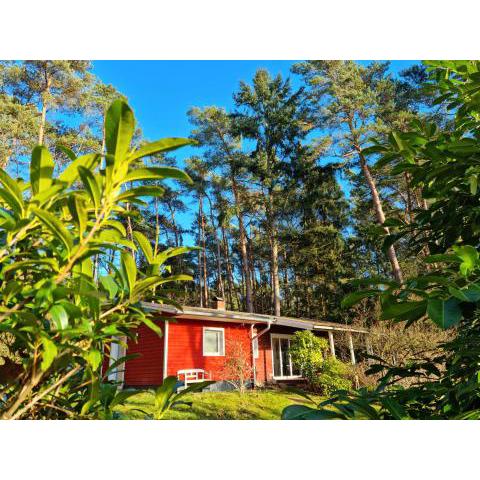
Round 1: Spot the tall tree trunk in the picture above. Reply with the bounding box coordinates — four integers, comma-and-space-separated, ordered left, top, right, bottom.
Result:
38, 99, 48, 146
221, 226, 234, 309
282, 253, 290, 313
357, 149, 403, 284
222, 226, 240, 309
271, 236, 281, 316
266, 190, 281, 316
38, 65, 51, 146
197, 199, 204, 308
199, 196, 209, 307
206, 195, 225, 300
248, 234, 257, 310
231, 180, 253, 312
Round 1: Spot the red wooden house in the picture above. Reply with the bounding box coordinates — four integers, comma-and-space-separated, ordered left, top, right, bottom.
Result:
107, 298, 369, 389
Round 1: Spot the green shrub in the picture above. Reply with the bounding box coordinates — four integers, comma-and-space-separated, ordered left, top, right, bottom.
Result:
289, 330, 328, 386
315, 357, 352, 395
289, 330, 352, 395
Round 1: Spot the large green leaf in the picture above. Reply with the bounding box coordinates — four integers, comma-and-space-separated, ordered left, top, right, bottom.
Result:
32, 207, 74, 254
105, 99, 135, 160
427, 297, 462, 329
2, 258, 59, 275
49, 304, 69, 330
99, 275, 119, 300
30, 146, 54, 195
0, 168, 24, 215
116, 185, 165, 202
86, 349, 102, 370
452, 245, 479, 276
123, 167, 192, 185
281, 404, 343, 420
132, 274, 192, 298
341, 290, 379, 309
59, 153, 100, 185
78, 166, 101, 211
128, 138, 194, 162
133, 231, 154, 263
120, 252, 137, 295
109, 390, 141, 409
40, 336, 58, 371
68, 195, 88, 236
142, 316, 163, 337
381, 300, 427, 321
153, 246, 201, 266
155, 376, 178, 413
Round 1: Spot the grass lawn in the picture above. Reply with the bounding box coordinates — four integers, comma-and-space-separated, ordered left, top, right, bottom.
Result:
115, 388, 323, 420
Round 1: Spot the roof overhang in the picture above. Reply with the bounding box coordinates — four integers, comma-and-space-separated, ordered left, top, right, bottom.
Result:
140, 302, 369, 334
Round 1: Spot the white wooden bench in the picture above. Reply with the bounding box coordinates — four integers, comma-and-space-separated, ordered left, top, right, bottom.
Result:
176, 369, 211, 392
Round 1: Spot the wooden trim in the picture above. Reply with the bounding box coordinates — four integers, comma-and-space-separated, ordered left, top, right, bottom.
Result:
163, 320, 169, 380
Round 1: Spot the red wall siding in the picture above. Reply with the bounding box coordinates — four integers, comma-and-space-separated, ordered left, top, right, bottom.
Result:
124, 322, 164, 387
122, 317, 329, 387
254, 328, 273, 384
166, 319, 252, 381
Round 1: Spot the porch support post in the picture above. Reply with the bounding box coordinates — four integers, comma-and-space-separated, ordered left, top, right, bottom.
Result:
347, 332, 356, 365
328, 331, 336, 358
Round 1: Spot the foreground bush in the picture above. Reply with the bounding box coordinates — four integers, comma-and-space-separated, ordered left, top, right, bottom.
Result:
0, 100, 193, 419
284, 61, 480, 420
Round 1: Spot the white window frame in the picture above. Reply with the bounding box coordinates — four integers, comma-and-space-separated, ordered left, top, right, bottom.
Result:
203, 327, 225, 357
270, 333, 302, 380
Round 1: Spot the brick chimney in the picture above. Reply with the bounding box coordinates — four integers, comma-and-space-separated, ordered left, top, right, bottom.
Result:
213, 296, 225, 310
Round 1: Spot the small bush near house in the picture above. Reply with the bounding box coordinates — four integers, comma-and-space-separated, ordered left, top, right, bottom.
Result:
221, 339, 253, 393
289, 330, 352, 395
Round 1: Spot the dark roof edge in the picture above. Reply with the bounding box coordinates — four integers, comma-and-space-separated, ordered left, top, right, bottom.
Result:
140, 302, 369, 334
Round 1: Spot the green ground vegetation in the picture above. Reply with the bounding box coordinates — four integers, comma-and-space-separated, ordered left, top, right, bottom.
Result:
116, 388, 323, 420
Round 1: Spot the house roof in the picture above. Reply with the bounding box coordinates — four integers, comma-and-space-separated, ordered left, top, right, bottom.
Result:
141, 302, 369, 334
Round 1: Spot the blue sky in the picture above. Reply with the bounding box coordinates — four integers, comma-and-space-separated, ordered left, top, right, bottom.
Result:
92, 60, 419, 244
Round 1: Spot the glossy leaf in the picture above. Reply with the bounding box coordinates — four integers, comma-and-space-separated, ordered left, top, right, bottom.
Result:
49, 304, 69, 330
124, 166, 192, 185
0, 168, 24, 215
40, 336, 58, 371
133, 231, 154, 264
30, 146, 54, 195
427, 297, 462, 329
105, 99, 135, 160
86, 349, 102, 370
120, 252, 137, 295
32, 207, 74, 254
78, 166, 101, 211
116, 185, 165, 202
59, 153, 100, 185
341, 290, 379, 308
128, 138, 194, 162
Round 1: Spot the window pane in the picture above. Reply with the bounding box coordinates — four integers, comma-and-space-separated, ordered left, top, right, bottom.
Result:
280, 338, 290, 377
273, 338, 281, 377
204, 329, 223, 355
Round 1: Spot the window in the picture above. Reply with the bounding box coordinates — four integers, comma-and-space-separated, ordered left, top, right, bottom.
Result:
271, 334, 301, 379
203, 327, 225, 356
252, 337, 259, 359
